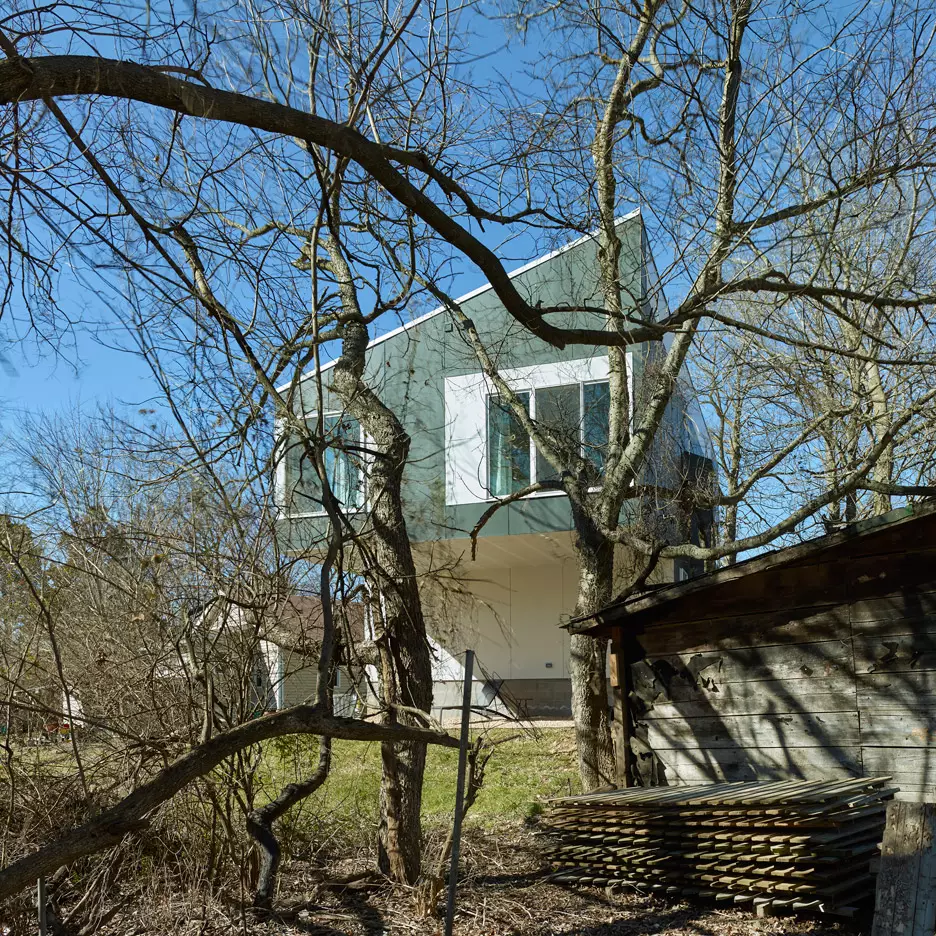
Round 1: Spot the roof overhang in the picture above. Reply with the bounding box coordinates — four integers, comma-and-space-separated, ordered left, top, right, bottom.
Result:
572, 499, 936, 637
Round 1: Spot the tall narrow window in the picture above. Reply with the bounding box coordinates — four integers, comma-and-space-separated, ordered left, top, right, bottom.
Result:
324, 414, 364, 509
583, 381, 611, 478
535, 384, 581, 483
487, 392, 530, 496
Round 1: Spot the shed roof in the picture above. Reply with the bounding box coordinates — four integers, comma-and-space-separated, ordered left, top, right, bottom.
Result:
573, 499, 936, 637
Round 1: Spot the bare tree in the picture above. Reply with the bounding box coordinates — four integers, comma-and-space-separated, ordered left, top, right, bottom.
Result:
0, 409, 460, 914
0, 0, 453, 885
3, 0, 936, 809
427, 0, 936, 785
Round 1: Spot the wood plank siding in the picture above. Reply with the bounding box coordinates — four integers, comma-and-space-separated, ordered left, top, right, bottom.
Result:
588, 503, 936, 801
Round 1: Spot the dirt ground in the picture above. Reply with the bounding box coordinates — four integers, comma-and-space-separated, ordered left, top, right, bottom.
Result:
95, 826, 867, 936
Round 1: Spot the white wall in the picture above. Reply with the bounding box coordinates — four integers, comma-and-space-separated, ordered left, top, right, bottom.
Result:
423, 558, 579, 682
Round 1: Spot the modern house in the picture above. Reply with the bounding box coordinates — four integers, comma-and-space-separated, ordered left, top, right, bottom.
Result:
575, 499, 936, 799
275, 210, 713, 716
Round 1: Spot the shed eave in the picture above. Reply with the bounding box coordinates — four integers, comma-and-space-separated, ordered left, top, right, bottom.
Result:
572, 498, 936, 636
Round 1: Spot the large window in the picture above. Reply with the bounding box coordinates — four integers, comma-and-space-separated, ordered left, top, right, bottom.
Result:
486, 381, 610, 496
286, 413, 364, 513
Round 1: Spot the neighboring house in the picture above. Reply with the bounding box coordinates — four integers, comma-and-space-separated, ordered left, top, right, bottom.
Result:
576, 499, 936, 799
253, 596, 366, 717
197, 597, 365, 718
275, 211, 713, 716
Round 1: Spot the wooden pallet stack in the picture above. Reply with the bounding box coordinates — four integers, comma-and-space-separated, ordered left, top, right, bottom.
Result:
543, 778, 895, 916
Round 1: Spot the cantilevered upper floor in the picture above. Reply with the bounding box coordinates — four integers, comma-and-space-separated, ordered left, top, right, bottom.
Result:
274, 211, 712, 566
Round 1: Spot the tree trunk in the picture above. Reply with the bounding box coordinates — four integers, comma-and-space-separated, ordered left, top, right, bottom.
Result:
368, 447, 431, 884
334, 409, 431, 885
866, 357, 893, 515
569, 631, 615, 790
327, 250, 433, 885
247, 737, 331, 909
569, 515, 616, 791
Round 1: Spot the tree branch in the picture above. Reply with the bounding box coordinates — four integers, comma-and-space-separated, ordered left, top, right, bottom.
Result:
469, 480, 564, 559
0, 53, 653, 349
0, 707, 456, 903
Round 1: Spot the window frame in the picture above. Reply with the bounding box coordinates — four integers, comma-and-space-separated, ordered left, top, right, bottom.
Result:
484, 378, 611, 500
285, 410, 367, 518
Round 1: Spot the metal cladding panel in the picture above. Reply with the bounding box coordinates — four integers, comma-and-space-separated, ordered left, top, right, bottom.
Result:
508, 497, 574, 536
446, 503, 509, 539
278, 215, 651, 553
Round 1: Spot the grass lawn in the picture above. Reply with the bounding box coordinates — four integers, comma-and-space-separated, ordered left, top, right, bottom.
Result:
264, 727, 581, 843
16, 726, 580, 831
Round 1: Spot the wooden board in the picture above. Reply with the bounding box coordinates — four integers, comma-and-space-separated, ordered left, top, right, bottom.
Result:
857, 672, 936, 713
647, 711, 861, 752
848, 552, 936, 603
914, 808, 936, 936
834, 516, 936, 561
628, 561, 849, 629
854, 632, 936, 675
861, 747, 936, 785
850, 590, 936, 630
545, 778, 891, 915
639, 607, 849, 657
638, 640, 855, 695
860, 714, 936, 748
644, 676, 857, 720
657, 746, 863, 784
892, 789, 936, 803
872, 802, 936, 936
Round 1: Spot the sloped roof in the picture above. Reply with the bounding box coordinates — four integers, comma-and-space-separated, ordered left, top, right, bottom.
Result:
269, 596, 366, 653
203, 596, 365, 656
573, 498, 936, 636
275, 210, 642, 392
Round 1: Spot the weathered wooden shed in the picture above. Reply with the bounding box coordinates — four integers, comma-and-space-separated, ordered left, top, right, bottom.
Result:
576, 500, 936, 800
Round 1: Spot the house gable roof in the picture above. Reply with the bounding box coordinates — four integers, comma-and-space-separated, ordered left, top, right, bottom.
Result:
275, 210, 643, 393
201, 596, 365, 656
269, 596, 366, 653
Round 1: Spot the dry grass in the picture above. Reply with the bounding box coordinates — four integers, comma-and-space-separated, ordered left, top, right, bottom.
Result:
89, 825, 867, 936
8, 729, 871, 935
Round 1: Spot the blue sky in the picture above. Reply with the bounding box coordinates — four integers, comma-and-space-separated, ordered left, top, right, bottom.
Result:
0, 2, 542, 430
2, 331, 155, 418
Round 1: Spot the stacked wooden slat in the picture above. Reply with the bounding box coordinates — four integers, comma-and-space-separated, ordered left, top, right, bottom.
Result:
542, 778, 895, 916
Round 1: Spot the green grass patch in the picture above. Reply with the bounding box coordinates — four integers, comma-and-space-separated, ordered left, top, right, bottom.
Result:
262, 728, 580, 842
417, 729, 580, 826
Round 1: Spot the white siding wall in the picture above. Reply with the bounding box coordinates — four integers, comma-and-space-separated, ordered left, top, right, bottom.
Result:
424, 558, 578, 682
274, 647, 360, 715
280, 648, 318, 708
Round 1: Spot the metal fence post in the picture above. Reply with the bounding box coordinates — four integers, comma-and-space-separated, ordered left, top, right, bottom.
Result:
37, 876, 47, 936
445, 649, 474, 936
